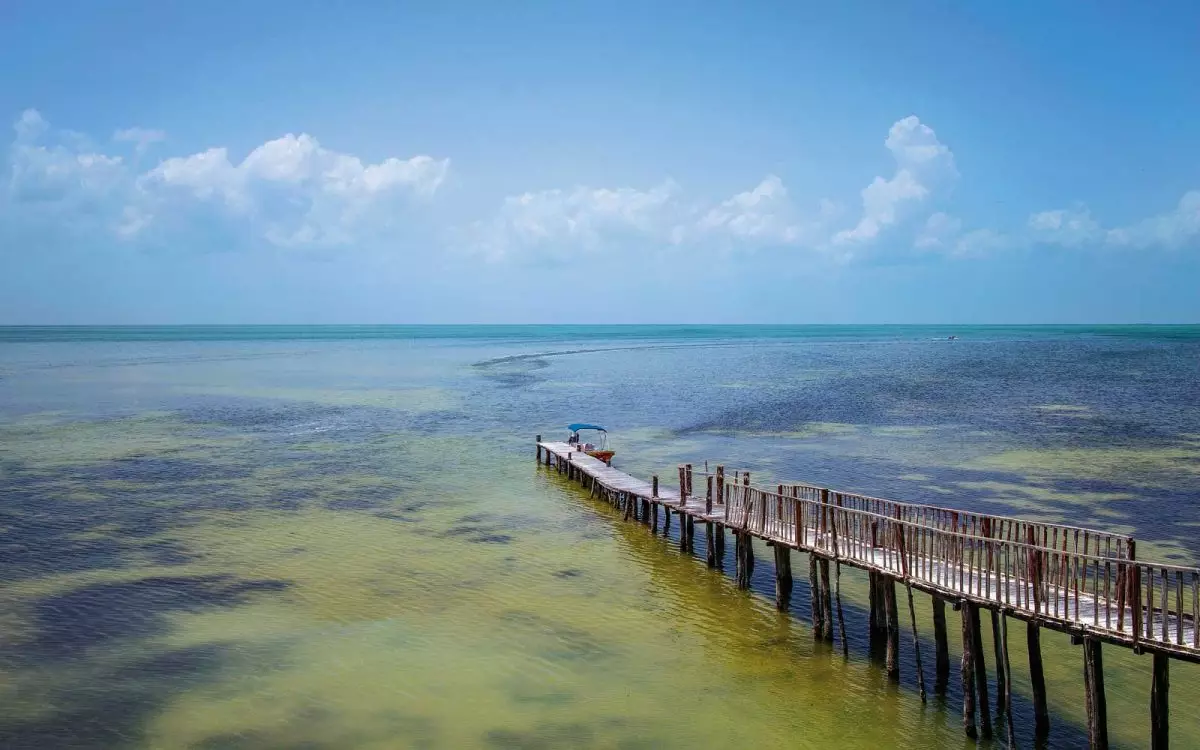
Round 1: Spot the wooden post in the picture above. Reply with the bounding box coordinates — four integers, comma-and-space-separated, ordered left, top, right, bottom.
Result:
819, 558, 833, 642
991, 609, 1007, 715
905, 582, 927, 701
706, 475, 713, 514
663, 507, 671, 535
1083, 637, 1108, 750
969, 604, 992, 737
641, 497, 650, 525
1151, 652, 1169, 750
536, 435, 541, 462
678, 465, 687, 504
961, 602, 978, 739
716, 465, 725, 506
685, 464, 693, 497
686, 515, 695, 553
714, 523, 724, 562
652, 475, 659, 498
651, 502, 658, 534
809, 552, 824, 636
885, 577, 900, 681
1028, 621, 1050, 741
1000, 612, 1016, 747
706, 521, 716, 567
868, 571, 883, 660
774, 545, 793, 610
736, 533, 754, 589
933, 594, 950, 694
819, 488, 833, 642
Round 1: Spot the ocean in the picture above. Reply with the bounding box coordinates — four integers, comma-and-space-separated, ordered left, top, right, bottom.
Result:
1, 325, 1198, 748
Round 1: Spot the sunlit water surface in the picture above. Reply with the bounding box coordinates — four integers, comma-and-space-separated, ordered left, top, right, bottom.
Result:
2, 325, 1198, 749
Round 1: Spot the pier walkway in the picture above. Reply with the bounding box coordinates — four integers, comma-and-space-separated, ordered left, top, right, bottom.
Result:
537, 438, 1198, 748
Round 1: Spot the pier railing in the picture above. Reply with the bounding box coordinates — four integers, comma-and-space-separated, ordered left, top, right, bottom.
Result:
723, 482, 1198, 657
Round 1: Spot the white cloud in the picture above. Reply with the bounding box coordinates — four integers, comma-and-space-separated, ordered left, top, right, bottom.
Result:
113, 127, 166, 153
472, 174, 851, 261
469, 180, 683, 260
914, 212, 962, 250
1028, 206, 1102, 247
954, 228, 1010, 257
8, 111, 126, 205
1106, 191, 1200, 249
834, 116, 957, 245
696, 175, 819, 244
5, 111, 448, 249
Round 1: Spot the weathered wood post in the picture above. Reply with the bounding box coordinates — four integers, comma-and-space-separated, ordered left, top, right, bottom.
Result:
1000, 611, 1016, 746
809, 551, 824, 637
685, 463, 693, 498
678, 465, 690, 552
715, 465, 725, 506
1028, 621, 1050, 740
905, 583, 927, 700
651, 475, 659, 533
961, 602, 978, 739
1083, 637, 1108, 750
735, 474, 753, 589
869, 572, 885, 661
832, 491, 848, 656
818, 489, 833, 642
884, 576, 900, 681
774, 543, 793, 610
1151, 652, 1169, 750
706, 475, 713, 514
704, 476, 716, 567
932, 595, 950, 694
536, 435, 541, 463
969, 604, 992, 737
991, 609, 1007, 715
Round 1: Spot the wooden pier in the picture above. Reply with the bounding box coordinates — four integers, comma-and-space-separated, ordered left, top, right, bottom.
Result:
536, 437, 1199, 749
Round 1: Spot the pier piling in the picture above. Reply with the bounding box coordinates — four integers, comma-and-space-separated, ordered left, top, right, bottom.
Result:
774, 544, 793, 610
932, 595, 950, 694
1083, 637, 1108, 749
1151, 652, 1169, 749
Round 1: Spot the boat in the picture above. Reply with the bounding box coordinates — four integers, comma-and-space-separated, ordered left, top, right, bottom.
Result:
566, 423, 615, 464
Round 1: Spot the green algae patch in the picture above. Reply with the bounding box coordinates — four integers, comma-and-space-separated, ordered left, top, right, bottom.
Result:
177, 385, 458, 412
0, 412, 249, 467
966, 444, 1200, 483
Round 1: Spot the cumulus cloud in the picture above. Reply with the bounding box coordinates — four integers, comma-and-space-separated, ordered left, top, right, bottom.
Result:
834, 116, 958, 245
113, 127, 166, 153
470, 173, 852, 261
468, 180, 684, 260
1106, 191, 1200, 249
1027, 206, 1103, 247
694, 175, 839, 246
8, 109, 126, 207
914, 212, 962, 250
5, 110, 448, 249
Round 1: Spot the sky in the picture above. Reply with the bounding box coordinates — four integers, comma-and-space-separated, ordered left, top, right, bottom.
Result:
1, 1, 1198, 324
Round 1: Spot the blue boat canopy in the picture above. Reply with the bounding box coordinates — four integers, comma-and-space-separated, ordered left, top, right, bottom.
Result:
568, 423, 606, 432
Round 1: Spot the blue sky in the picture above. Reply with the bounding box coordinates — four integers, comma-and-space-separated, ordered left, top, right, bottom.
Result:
2, 1, 1198, 323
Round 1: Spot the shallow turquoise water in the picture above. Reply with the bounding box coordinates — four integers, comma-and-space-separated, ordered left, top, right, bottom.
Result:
1, 325, 1198, 748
